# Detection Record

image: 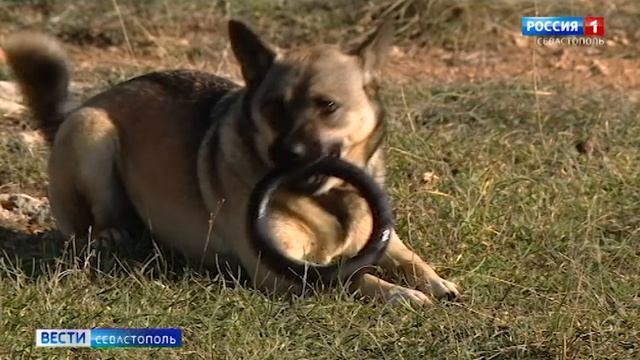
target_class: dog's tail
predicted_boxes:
[3,32,70,144]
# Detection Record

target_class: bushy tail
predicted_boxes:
[3,32,70,144]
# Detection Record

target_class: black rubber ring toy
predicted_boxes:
[247,158,394,286]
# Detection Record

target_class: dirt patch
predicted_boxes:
[387,42,639,96]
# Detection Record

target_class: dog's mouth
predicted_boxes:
[289,174,329,194]
[285,148,340,194]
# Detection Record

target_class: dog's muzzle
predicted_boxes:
[269,140,341,193]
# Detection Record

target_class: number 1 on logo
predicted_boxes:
[584,17,605,37]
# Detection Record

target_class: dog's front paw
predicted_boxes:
[421,277,461,301]
[386,286,433,306]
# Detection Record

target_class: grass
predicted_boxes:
[1,1,639,359]
[3,0,638,51]
[1,81,638,359]
[0,135,48,194]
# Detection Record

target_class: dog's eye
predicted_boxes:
[314,97,339,116]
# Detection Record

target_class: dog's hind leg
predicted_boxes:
[49,108,141,255]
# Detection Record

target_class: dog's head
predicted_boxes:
[228,20,393,194]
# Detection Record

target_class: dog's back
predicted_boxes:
[5,33,241,249]
[85,70,239,156]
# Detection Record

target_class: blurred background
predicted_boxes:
[1,0,638,89]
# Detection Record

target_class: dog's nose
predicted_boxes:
[269,141,308,166]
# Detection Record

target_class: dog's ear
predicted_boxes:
[351,19,394,83]
[228,20,276,86]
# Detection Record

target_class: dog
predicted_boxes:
[4,19,460,304]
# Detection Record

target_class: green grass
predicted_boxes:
[0,135,48,194]
[1,80,638,359]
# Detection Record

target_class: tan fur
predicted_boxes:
[3,20,460,305]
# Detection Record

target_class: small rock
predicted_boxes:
[0,80,25,118]
[18,130,45,153]
[0,81,22,103]
[513,34,528,48]
[576,137,606,157]
[0,206,22,223]
[421,171,441,188]
[574,64,590,73]
[591,60,610,76]
[0,98,25,116]
[0,193,52,225]
[390,46,405,58]
[0,81,25,117]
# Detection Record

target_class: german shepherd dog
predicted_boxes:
[4,20,460,304]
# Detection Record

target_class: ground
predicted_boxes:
[0,1,639,359]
